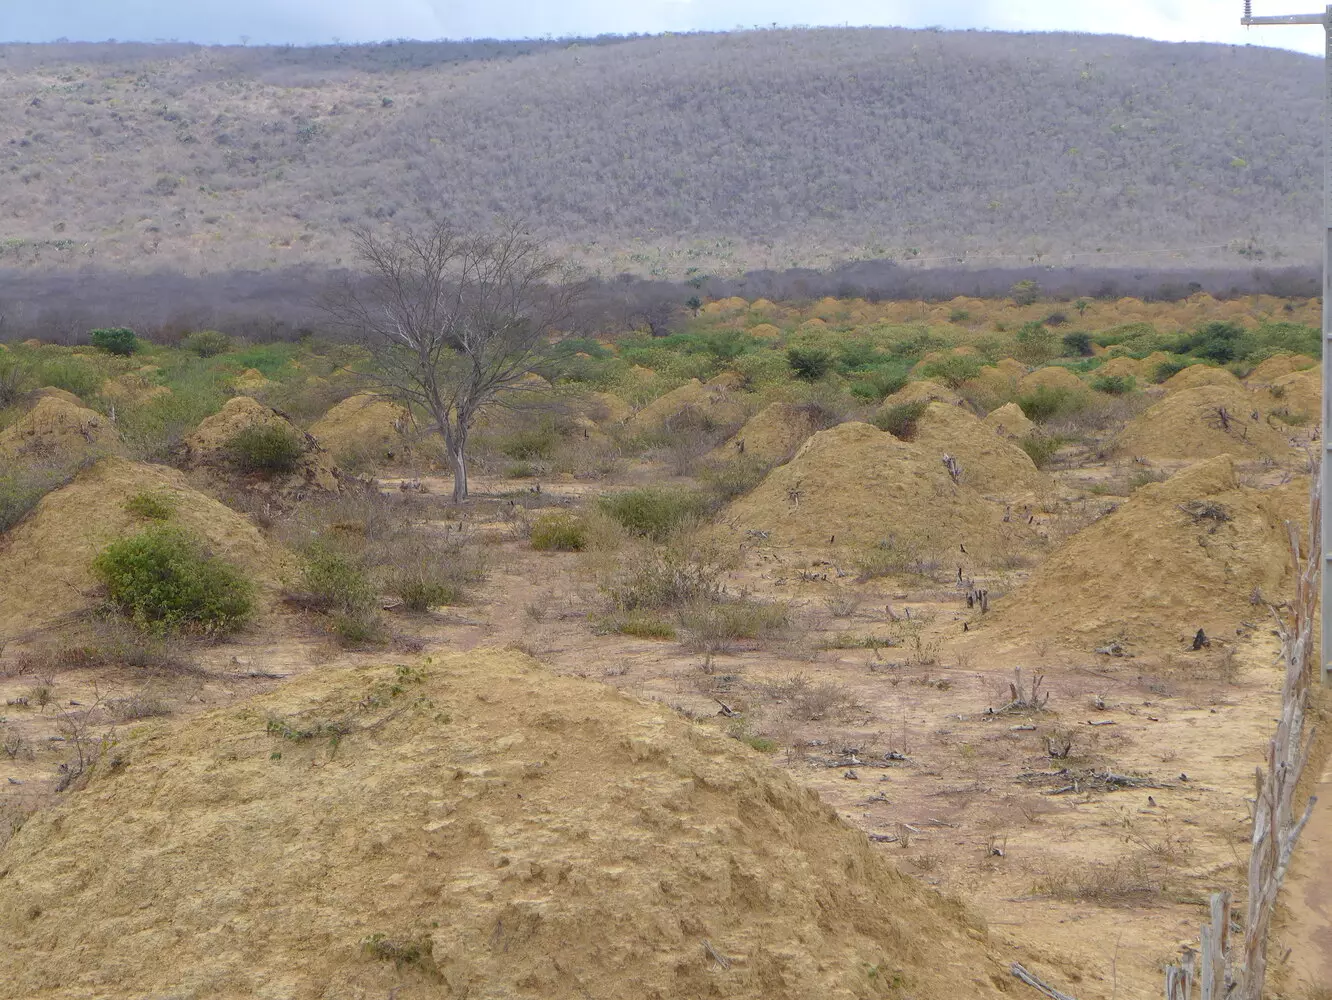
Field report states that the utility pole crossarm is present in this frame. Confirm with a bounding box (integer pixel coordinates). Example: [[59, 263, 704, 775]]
[[1242, 13, 1328, 22]]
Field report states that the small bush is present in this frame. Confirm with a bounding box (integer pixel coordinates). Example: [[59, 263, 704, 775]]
[[786, 347, 833, 381], [1016, 385, 1085, 422], [697, 456, 773, 501], [598, 487, 713, 540], [226, 424, 304, 475], [679, 599, 789, 652], [497, 424, 562, 461], [91, 527, 254, 636], [605, 550, 725, 611], [1013, 322, 1059, 365], [917, 355, 983, 388], [530, 511, 588, 551], [871, 400, 928, 440], [1090, 373, 1136, 396], [1062, 331, 1095, 357], [595, 610, 677, 640], [1153, 359, 1193, 383], [0, 354, 31, 407], [1018, 433, 1065, 469], [123, 490, 177, 521], [29, 354, 104, 398], [1010, 279, 1040, 306], [181, 330, 233, 357], [89, 328, 138, 356], [300, 540, 376, 614]]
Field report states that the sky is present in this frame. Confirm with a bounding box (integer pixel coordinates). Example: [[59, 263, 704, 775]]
[[4, 0, 1326, 56]]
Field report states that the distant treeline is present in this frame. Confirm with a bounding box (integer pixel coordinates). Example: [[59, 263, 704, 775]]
[[0, 263, 1319, 345]]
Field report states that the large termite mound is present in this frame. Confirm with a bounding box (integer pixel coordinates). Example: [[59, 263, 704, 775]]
[[985, 455, 1305, 649], [1113, 384, 1293, 462], [0, 457, 289, 637], [709, 402, 829, 464], [183, 395, 339, 494], [309, 392, 410, 466], [0, 651, 1006, 1000], [722, 421, 1031, 563], [908, 402, 1046, 500], [626, 378, 748, 435], [0, 393, 121, 461]]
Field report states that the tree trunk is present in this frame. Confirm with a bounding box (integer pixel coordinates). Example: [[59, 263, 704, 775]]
[[446, 423, 469, 502]]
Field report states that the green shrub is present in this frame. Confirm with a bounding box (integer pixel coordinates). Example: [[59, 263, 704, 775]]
[[1171, 321, 1254, 364], [1010, 279, 1040, 306], [378, 537, 482, 611], [598, 487, 713, 540], [917, 355, 983, 388], [605, 550, 725, 611], [123, 490, 177, 521], [89, 328, 138, 356], [871, 400, 928, 440], [29, 353, 104, 398], [1016, 385, 1085, 423], [181, 330, 233, 357], [1062, 331, 1095, 357], [497, 423, 563, 460], [848, 363, 910, 402], [91, 527, 254, 635], [300, 540, 376, 614], [1013, 322, 1059, 364], [786, 347, 833, 381], [530, 511, 588, 551], [1252, 322, 1320, 359], [1090, 374, 1136, 396], [1017, 433, 1066, 469], [594, 610, 677, 640], [0, 354, 30, 407], [226, 424, 304, 475], [678, 599, 790, 652], [731, 350, 793, 387], [1152, 358, 1192, 383]]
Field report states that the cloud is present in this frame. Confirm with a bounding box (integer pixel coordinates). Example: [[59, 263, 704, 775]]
[[2, 0, 1322, 55]]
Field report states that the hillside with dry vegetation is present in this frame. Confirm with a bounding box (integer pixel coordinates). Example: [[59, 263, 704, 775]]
[[0, 28, 1324, 280]]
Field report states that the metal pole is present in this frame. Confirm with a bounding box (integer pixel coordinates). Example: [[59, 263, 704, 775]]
[[1323, 8, 1331, 686], [1242, 6, 1332, 683]]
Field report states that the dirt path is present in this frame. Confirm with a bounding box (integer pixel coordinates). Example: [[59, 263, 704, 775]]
[[1281, 753, 1332, 991]]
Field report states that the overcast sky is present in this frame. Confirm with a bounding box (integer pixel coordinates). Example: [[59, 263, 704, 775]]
[[5, 0, 1324, 56]]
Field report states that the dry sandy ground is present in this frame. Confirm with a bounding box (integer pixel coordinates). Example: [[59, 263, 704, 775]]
[[2, 457, 1329, 999]]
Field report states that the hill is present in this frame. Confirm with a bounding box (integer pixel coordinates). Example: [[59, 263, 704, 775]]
[[0, 29, 1322, 278]]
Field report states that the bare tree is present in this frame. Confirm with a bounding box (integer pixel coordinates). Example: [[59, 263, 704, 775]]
[[327, 221, 582, 501]]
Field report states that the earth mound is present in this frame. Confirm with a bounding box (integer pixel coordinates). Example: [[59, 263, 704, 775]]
[[985, 455, 1305, 649], [1263, 368, 1320, 422], [0, 393, 121, 461], [1017, 366, 1086, 395], [1114, 384, 1292, 462], [723, 421, 1030, 562], [627, 378, 748, 435], [909, 402, 1045, 499], [982, 401, 1035, 438], [709, 402, 826, 464], [0, 457, 289, 637], [1245, 353, 1316, 385], [0, 651, 1005, 1000], [309, 392, 410, 466], [1161, 365, 1243, 394], [184, 396, 339, 493], [879, 379, 963, 408], [1093, 356, 1143, 380], [230, 367, 272, 394]]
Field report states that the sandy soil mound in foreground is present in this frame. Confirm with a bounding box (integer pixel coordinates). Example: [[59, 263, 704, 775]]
[[909, 402, 1046, 499], [722, 421, 1030, 561], [627, 378, 748, 435], [1161, 364, 1243, 394], [0, 651, 1005, 1000], [985, 455, 1305, 649], [709, 402, 826, 464], [184, 395, 339, 493], [1114, 384, 1292, 462], [982, 401, 1035, 438], [0, 457, 290, 636], [0, 393, 121, 460], [309, 392, 410, 464], [1245, 353, 1316, 385]]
